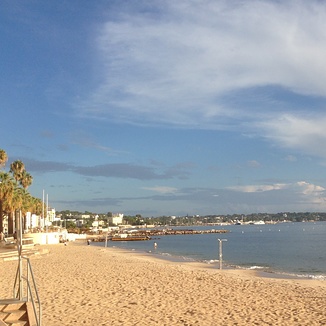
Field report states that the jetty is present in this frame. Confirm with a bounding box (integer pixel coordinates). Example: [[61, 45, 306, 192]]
[[146, 229, 229, 236], [91, 228, 229, 242]]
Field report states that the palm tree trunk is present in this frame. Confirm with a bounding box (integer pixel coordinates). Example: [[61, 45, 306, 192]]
[[8, 210, 14, 235], [22, 214, 26, 232], [0, 199, 3, 233]]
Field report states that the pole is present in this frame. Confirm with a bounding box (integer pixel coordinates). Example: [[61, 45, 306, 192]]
[[16, 210, 23, 299], [46, 193, 48, 233], [218, 238, 227, 270], [42, 189, 44, 230]]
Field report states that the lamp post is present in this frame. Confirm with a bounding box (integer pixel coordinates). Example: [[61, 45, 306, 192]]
[[105, 232, 108, 248], [218, 238, 227, 270]]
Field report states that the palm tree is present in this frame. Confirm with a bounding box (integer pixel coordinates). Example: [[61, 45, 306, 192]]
[[32, 197, 43, 216], [25, 196, 43, 231], [20, 170, 33, 230], [0, 149, 8, 169], [0, 153, 39, 233], [0, 149, 8, 232], [10, 160, 25, 184], [20, 170, 33, 189], [0, 172, 14, 233], [8, 187, 25, 234], [8, 160, 27, 233]]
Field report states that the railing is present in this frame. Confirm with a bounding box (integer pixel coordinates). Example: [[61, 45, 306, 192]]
[[13, 256, 42, 326]]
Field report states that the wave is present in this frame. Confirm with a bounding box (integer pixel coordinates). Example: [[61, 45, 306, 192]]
[[247, 265, 266, 270]]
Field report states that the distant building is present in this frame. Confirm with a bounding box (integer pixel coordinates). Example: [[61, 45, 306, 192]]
[[109, 213, 124, 225], [77, 214, 91, 226], [47, 208, 56, 223], [76, 220, 83, 227], [25, 212, 42, 230]]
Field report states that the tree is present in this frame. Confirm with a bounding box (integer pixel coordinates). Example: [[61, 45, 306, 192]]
[[0, 151, 36, 234], [18, 170, 33, 230], [0, 149, 8, 169], [0, 149, 8, 232], [20, 170, 33, 189], [0, 172, 14, 233], [9, 160, 35, 232], [32, 197, 43, 216], [8, 187, 25, 234], [10, 160, 25, 184]]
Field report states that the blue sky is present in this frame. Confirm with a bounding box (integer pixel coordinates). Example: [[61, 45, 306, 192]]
[[2, 0, 326, 216]]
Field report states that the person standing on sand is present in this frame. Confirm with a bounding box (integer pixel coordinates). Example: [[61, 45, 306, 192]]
[[154, 242, 157, 249]]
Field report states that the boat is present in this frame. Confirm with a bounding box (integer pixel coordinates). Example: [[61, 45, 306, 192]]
[[253, 220, 265, 225]]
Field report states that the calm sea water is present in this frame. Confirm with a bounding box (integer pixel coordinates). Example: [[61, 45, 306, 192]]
[[94, 222, 326, 280]]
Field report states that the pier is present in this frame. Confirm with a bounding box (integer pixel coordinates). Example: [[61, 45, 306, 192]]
[[91, 228, 229, 242]]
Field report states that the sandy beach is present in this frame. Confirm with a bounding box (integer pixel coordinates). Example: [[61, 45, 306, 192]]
[[1, 241, 326, 326]]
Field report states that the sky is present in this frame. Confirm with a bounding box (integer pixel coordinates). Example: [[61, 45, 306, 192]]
[[1, 0, 326, 217]]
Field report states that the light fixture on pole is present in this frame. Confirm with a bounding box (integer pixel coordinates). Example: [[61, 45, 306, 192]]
[[218, 238, 227, 270]]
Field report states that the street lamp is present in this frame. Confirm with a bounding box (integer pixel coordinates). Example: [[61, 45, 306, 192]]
[[218, 238, 227, 270]]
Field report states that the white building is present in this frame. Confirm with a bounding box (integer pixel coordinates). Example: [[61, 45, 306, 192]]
[[47, 208, 56, 223], [25, 212, 42, 230], [109, 213, 124, 225]]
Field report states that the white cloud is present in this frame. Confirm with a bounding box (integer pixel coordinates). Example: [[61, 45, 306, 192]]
[[228, 181, 326, 207], [229, 181, 325, 195], [219, 181, 326, 213], [229, 183, 287, 193], [295, 181, 324, 195], [247, 160, 261, 168], [76, 0, 326, 160], [261, 114, 326, 159], [137, 181, 326, 214], [142, 186, 178, 194], [80, 0, 326, 122]]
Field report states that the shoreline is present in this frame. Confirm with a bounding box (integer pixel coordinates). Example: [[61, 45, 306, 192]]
[[1, 241, 326, 325], [92, 240, 323, 282], [91, 241, 326, 288]]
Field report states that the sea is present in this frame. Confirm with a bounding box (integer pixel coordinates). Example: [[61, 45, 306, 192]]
[[93, 221, 326, 280]]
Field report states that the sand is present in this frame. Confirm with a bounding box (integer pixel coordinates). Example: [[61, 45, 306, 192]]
[[1, 241, 326, 325]]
